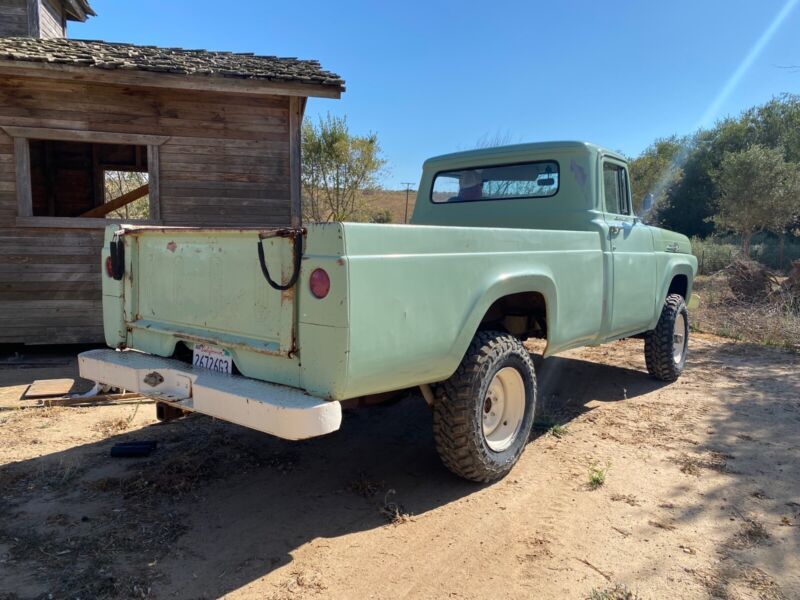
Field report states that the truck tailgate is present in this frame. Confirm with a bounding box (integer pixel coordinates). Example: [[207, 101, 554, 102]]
[[117, 227, 298, 356]]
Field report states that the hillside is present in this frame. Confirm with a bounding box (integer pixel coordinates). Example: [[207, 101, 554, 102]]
[[359, 189, 418, 223]]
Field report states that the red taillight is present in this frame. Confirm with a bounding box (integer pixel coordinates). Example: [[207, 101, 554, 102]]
[[105, 256, 114, 278], [309, 268, 330, 299]]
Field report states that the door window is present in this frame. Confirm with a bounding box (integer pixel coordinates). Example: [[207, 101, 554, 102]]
[[603, 163, 630, 215]]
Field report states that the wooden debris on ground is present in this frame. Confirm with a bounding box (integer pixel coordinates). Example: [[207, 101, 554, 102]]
[[1, 377, 151, 411]]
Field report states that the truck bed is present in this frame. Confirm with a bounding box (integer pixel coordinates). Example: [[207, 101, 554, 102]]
[[100, 222, 604, 401]]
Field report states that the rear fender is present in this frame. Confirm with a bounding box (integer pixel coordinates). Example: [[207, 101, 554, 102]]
[[450, 272, 557, 363]]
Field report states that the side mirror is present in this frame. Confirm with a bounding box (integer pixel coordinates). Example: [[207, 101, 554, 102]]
[[637, 193, 654, 218]]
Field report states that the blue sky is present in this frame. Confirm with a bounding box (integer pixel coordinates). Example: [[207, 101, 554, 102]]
[[72, 1, 800, 188]]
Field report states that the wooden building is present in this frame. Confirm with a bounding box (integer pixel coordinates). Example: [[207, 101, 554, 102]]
[[0, 0, 94, 39], [0, 36, 344, 344]]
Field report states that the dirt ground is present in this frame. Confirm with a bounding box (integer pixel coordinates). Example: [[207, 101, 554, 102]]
[[0, 333, 798, 600]]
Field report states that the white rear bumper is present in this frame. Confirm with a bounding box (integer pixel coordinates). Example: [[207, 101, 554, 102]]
[[78, 349, 341, 440]]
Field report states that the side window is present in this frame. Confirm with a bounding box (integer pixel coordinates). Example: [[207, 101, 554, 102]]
[[602, 162, 631, 215]]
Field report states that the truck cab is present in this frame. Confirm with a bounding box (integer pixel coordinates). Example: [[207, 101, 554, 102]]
[[412, 141, 694, 344]]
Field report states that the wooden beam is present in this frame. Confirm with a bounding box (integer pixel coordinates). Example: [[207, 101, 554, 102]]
[[147, 144, 161, 221], [15, 216, 162, 229], [0, 126, 170, 146], [80, 183, 149, 218], [44, 140, 56, 216], [26, 0, 40, 36], [13, 137, 32, 217], [0, 61, 343, 99], [289, 96, 302, 228], [92, 143, 104, 209]]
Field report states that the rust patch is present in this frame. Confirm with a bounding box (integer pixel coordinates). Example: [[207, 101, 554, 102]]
[[336, 258, 345, 266], [166, 241, 177, 252]]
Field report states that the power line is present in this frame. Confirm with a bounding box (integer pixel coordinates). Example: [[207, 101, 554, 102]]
[[401, 182, 415, 224]]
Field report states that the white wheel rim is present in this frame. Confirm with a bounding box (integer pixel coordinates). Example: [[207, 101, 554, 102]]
[[673, 312, 686, 363], [482, 367, 526, 452]]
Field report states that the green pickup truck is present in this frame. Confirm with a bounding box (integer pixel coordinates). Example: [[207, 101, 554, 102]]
[[79, 141, 697, 482]]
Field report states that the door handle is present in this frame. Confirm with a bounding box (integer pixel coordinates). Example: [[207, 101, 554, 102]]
[[609, 225, 622, 236]]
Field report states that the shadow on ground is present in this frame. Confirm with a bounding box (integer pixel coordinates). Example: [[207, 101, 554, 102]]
[[0, 346, 669, 599], [2, 339, 797, 598]]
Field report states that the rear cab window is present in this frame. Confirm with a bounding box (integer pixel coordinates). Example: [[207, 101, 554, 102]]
[[431, 161, 559, 203]]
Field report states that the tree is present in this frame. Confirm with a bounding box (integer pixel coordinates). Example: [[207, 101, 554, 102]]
[[711, 145, 799, 256], [652, 94, 800, 237], [628, 136, 684, 218], [105, 170, 149, 219], [301, 113, 386, 222]]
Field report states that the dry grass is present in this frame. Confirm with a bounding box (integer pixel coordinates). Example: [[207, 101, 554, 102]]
[[379, 488, 413, 525], [692, 274, 800, 351], [587, 583, 643, 600], [269, 568, 327, 599], [358, 189, 416, 223], [347, 472, 383, 498], [610, 493, 640, 506], [94, 416, 129, 436], [729, 516, 771, 549], [672, 450, 730, 476]]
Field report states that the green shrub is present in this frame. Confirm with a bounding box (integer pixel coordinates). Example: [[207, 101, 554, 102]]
[[691, 234, 800, 274]]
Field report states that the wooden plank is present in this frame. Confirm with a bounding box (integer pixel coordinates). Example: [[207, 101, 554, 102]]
[[26, 0, 39, 36], [0, 263, 97, 273], [38, 0, 65, 38], [165, 136, 289, 149], [160, 170, 281, 184], [0, 271, 99, 282], [0, 299, 101, 309], [161, 162, 287, 175], [147, 144, 160, 221], [13, 137, 29, 216], [40, 393, 150, 408], [0, 84, 292, 114], [155, 197, 289, 207], [80, 183, 149, 218], [15, 216, 161, 228], [289, 96, 302, 228], [0, 253, 100, 264], [161, 146, 288, 159], [1, 392, 148, 410], [24, 378, 76, 399], [1, 126, 170, 146], [160, 152, 287, 167], [0, 61, 342, 99]]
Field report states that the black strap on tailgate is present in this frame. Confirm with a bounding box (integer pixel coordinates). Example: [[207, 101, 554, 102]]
[[257, 228, 304, 291], [110, 232, 125, 281]]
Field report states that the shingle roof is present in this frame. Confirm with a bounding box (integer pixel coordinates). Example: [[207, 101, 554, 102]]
[[0, 38, 345, 90]]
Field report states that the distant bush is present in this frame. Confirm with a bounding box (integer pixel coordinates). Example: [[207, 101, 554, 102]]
[[369, 209, 393, 224], [691, 234, 800, 275]]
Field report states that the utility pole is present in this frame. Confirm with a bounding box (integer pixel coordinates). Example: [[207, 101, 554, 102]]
[[401, 182, 414, 224]]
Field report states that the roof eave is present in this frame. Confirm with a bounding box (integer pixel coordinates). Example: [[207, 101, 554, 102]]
[[0, 59, 343, 99], [62, 0, 96, 22]]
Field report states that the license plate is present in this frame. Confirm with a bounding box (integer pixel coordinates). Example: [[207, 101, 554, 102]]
[[192, 344, 232, 374]]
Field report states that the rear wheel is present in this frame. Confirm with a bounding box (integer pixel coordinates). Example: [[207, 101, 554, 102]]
[[644, 293, 689, 382], [433, 331, 536, 482]]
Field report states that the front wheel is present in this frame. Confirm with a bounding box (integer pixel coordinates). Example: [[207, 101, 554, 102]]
[[432, 331, 537, 482], [644, 293, 689, 382]]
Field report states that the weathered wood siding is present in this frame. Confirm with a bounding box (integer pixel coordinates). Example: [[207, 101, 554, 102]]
[[0, 73, 293, 344], [0, 0, 29, 37], [38, 0, 65, 38]]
